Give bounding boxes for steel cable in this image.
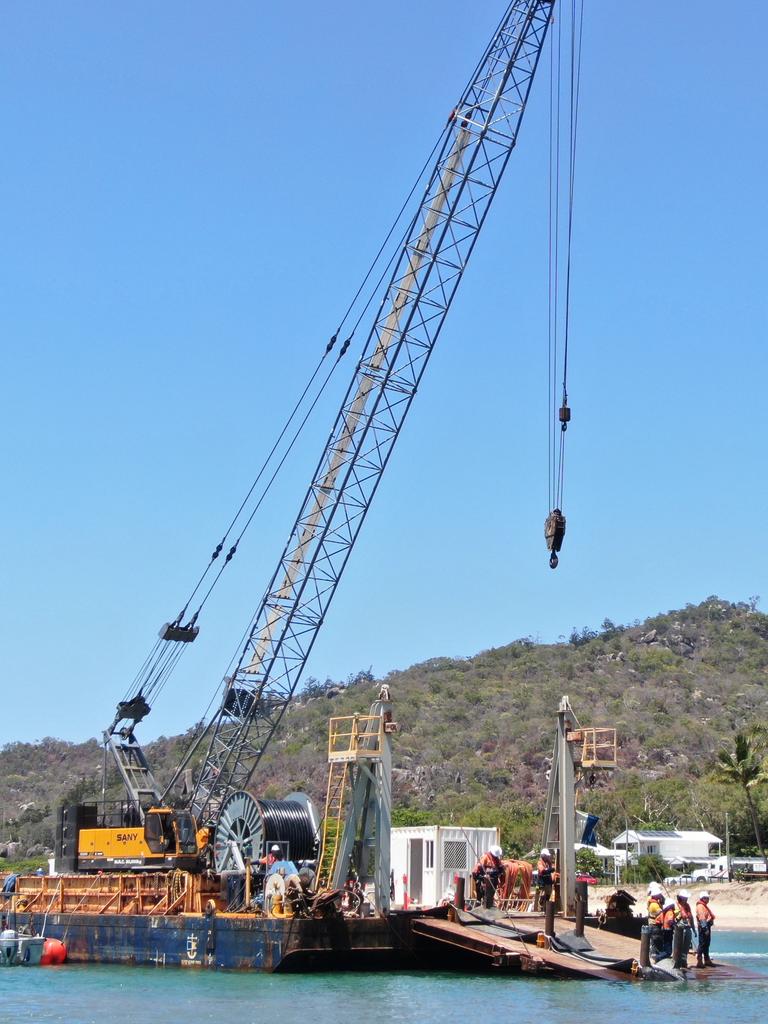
[547,0,583,514]
[116,123,458,717]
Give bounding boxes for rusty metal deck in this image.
[411,909,765,982]
[411,913,632,980]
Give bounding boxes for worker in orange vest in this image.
[646,882,664,917]
[695,891,716,968]
[535,848,559,910]
[259,844,282,867]
[472,844,505,908]
[676,889,696,927]
[654,898,676,961]
[647,883,665,960]
[675,889,697,966]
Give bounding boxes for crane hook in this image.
[544,508,566,570]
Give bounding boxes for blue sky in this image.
[1,1,766,747]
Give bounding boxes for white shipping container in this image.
[390,825,499,909]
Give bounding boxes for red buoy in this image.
[40,937,67,965]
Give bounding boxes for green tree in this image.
[747,721,768,748]
[624,853,670,884]
[715,732,768,864]
[575,847,604,878]
[391,807,433,828]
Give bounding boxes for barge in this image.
[5,871,421,972]
[7,875,764,982]
[6,696,761,983]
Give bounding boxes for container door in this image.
[408,839,423,904]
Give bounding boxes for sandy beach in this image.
[592,881,768,931]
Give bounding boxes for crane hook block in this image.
[115,694,151,725]
[559,404,571,431]
[159,622,200,643]
[545,508,566,569]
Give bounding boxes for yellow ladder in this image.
[317,761,349,888]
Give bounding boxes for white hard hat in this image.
[271,845,281,853]
[677,889,690,900]
[663,898,675,910]
[647,883,662,895]
[541,848,551,858]
[490,844,503,858]
[699,890,710,900]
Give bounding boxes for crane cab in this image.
[141,808,199,863]
[56,803,201,873]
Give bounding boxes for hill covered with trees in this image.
[2,596,767,862]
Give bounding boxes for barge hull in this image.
[15,910,422,972]
[6,871,430,972]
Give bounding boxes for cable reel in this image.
[213,790,318,873]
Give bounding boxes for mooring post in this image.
[453,875,465,911]
[544,897,556,937]
[672,923,684,968]
[639,924,651,969]
[574,891,585,937]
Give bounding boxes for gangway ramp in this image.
[411,910,633,980]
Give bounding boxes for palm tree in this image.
[747,721,768,749]
[716,732,768,865]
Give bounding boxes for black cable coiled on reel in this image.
[257,799,316,861]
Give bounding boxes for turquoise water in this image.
[1,931,766,1024]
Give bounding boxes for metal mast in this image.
[541,698,617,916]
[185,1,555,823]
[541,696,579,916]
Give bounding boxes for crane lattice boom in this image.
[184,0,554,823]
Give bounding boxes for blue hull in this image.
[16,910,418,972]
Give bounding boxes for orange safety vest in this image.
[656,907,676,929]
[474,852,503,875]
[676,901,694,925]
[537,857,554,884]
[696,900,715,923]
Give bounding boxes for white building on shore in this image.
[611,828,722,864]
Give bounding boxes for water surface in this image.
[1,929,765,1024]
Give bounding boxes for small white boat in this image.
[0,929,44,966]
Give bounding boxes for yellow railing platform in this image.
[579,727,617,768]
[328,714,384,763]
